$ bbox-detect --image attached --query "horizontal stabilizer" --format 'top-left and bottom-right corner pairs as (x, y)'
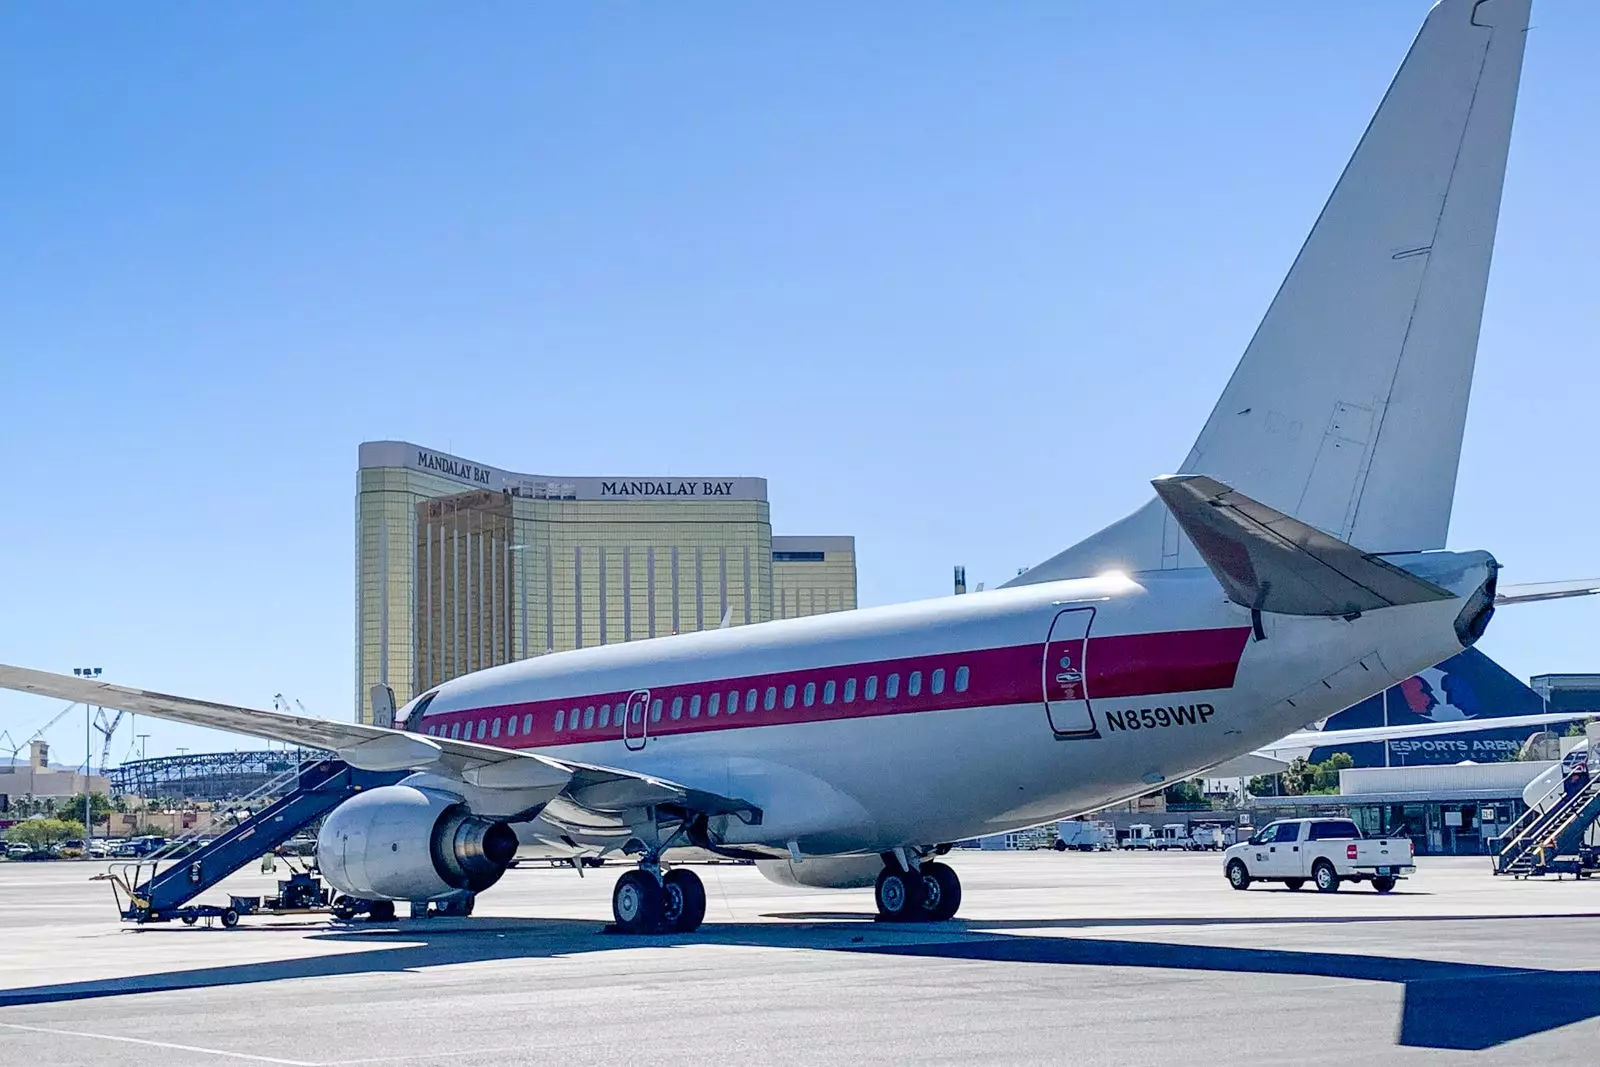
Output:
(1495, 579), (1600, 606)
(1152, 475), (1453, 616)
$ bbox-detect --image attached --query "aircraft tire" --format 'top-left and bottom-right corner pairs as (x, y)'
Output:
(875, 865), (926, 921)
(918, 862), (962, 922)
(613, 870), (664, 934)
(367, 900), (396, 923)
(662, 868), (707, 933)
(1226, 860), (1251, 890)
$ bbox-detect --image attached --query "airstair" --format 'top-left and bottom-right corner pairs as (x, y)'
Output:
(1492, 769), (1600, 879)
(99, 757), (403, 925)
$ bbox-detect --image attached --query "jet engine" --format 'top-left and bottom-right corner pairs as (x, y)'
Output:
(756, 854), (884, 890)
(316, 785), (518, 901)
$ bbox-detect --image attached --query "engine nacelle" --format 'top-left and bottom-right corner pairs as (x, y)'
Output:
(756, 854), (884, 890)
(317, 785), (518, 901)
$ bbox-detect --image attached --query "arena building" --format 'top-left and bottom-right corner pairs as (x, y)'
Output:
(356, 441), (856, 722)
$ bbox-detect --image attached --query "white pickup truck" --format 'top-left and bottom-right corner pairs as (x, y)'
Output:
(1222, 817), (1414, 893)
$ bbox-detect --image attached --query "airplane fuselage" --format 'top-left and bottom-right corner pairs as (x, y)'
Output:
(413, 564), (1485, 858)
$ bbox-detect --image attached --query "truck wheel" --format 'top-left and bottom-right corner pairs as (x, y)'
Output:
(1283, 878), (1305, 891)
(220, 908), (240, 928)
(1313, 861), (1341, 893)
(1053, 840), (1067, 852)
(1226, 860), (1251, 890)
(1371, 876), (1397, 893)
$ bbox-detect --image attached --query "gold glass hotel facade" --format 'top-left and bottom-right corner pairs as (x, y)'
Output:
(355, 441), (856, 722)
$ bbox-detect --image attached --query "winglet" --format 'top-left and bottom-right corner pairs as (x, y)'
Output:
(1152, 475), (1454, 616)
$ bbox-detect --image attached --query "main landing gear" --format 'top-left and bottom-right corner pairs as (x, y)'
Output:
(874, 856), (962, 922)
(611, 866), (706, 934)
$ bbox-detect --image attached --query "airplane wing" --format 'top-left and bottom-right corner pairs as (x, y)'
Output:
(1495, 579), (1600, 606)
(0, 664), (758, 821)
(1151, 475), (1454, 617)
(1253, 710), (1595, 761)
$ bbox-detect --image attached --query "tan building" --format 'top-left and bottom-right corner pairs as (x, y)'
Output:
(772, 536), (858, 620)
(0, 741), (109, 804)
(356, 442), (857, 722)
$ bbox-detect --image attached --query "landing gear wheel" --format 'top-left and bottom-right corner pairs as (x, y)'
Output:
(1313, 861), (1341, 893)
(1226, 860), (1251, 890)
(918, 862), (962, 922)
(220, 908), (240, 929)
(874, 865), (926, 921)
(612, 870), (664, 934)
(181, 915), (198, 926)
(1283, 878), (1305, 892)
(367, 900), (396, 923)
(661, 868), (707, 933)
(1371, 875), (1397, 893)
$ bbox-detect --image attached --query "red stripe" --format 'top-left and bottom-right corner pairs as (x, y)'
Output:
(424, 627), (1251, 749)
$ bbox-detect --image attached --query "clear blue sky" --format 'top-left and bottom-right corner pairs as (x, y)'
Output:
(2, 2), (1597, 766)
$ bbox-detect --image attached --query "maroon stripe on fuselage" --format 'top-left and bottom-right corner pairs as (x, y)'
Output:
(420, 626), (1251, 749)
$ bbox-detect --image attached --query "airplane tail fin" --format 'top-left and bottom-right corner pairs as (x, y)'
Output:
(1011, 0), (1530, 586)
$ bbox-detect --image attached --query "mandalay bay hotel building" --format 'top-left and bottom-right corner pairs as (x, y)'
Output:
(355, 442), (857, 722)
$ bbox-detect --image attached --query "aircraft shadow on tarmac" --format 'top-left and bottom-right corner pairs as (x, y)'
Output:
(1, 915), (1596, 1052)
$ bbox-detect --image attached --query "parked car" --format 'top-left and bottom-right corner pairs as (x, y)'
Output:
(5, 843), (33, 859)
(1223, 818), (1414, 892)
(1122, 824), (1156, 849)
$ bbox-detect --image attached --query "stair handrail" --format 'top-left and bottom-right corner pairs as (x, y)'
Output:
(1494, 776), (1571, 857)
(1543, 777), (1600, 847)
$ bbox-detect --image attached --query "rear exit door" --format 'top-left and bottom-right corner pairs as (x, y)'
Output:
(1043, 607), (1100, 739)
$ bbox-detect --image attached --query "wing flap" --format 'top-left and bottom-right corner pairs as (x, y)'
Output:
(1152, 475), (1454, 616)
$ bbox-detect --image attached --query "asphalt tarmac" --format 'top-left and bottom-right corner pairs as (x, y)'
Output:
(1, 851), (1598, 1066)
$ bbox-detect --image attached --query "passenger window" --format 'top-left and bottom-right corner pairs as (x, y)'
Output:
(908, 672), (922, 697)
(931, 669), (945, 695)
(690, 695), (702, 718)
(865, 676), (878, 701)
(650, 698), (663, 723)
(599, 704), (611, 728)
(450, 721), (461, 739)
(727, 690), (738, 714)
(886, 674), (900, 699)
(581, 706), (593, 729)
(506, 715), (518, 737)
(1274, 823), (1302, 844)
(843, 678), (856, 702)
(764, 687), (777, 710)
(823, 680), (836, 705)
(954, 666), (969, 693)
(671, 696), (684, 720)
(803, 682), (816, 707)
(554, 710), (565, 732)
(491, 717), (501, 738)
(523, 713), (534, 735)
(631, 702), (643, 725)
(746, 689), (758, 712)
(476, 720), (487, 740)
(783, 684), (797, 709)
(426, 725), (437, 736)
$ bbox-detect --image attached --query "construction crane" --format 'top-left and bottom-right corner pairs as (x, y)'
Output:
(2, 701), (82, 765)
(92, 706), (127, 775)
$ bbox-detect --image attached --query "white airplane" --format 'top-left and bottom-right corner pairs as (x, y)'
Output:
(0, 0), (1580, 933)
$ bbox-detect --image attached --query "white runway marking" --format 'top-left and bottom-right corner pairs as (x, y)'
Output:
(0, 1023), (318, 1065)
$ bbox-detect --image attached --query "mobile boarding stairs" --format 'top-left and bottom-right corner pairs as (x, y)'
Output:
(1491, 755), (1600, 879)
(97, 757), (403, 926)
